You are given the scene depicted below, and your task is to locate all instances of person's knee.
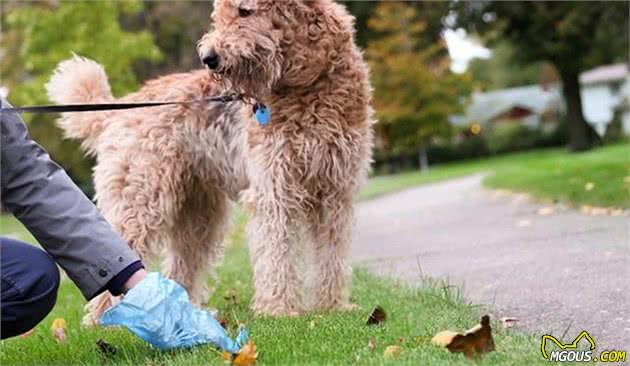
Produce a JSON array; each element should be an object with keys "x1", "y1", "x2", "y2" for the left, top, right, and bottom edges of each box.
[{"x1": 1, "y1": 238, "x2": 60, "y2": 338}]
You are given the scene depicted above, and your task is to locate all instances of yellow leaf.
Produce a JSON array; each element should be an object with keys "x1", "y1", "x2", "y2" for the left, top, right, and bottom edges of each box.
[
  {"x1": 383, "y1": 345, "x2": 403, "y2": 359},
  {"x1": 584, "y1": 182, "x2": 595, "y2": 191},
  {"x1": 51, "y1": 318, "x2": 66, "y2": 330},
  {"x1": 431, "y1": 330, "x2": 458, "y2": 347},
  {"x1": 233, "y1": 341, "x2": 257, "y2": 366},
  {"x1": 51, "y1": 318, "x2": 67, "y2": 343},
  {"x1": 432, "y1": 315, "x2": 495, "y2": 359}
]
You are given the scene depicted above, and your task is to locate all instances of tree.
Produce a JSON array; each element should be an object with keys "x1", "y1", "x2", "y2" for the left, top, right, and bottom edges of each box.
[
  {"x1": 467, "y1": 40, "x2": 558, "y2": 91},
  {"x1": 366, "y1": 2, "x2": 472, "y2": 169},
  {"x1": 452, "y1": 1, "x2": 629, "y2": 151},
  {"x1": 0, "y1": 1, "x2": 162, "y2": 189}
]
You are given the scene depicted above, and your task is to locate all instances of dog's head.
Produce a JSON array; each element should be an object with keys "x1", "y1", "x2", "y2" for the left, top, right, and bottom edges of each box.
[{"x1": 198, "y1": 0, "x2": 356, "y2": 100}]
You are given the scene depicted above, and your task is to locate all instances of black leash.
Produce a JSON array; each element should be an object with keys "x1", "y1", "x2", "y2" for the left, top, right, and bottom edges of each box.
[{"x1": 0, "y1": 94, "x2": 241, "y2": 114}]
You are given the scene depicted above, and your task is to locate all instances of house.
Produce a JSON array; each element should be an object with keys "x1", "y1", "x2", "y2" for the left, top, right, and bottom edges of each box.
[
  {"x1": 461, "y1": 84, "x2": 563, "y2": 132},
  {"x1": 454, "y1": 63, "x2": 630, "y2": 136},
  {"x1": 579, "y1": 63, "x2": 629, "y2": 136}
]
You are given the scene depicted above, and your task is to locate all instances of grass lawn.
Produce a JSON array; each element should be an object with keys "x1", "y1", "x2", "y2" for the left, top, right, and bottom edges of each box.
[
  {"x1": 361, "y1": 143, "x2": 630, "y2": 208},
  {"x1": 3, "y1": 144, "x2": 624, "y2": 365},
  {"x1": 0, "y1": 211, "x2": 550, "y2": 365}
]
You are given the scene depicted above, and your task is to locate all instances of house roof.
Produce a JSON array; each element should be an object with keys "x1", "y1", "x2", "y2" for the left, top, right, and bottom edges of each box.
[
  {"x1": 580, "y1": 63, "x2": 628, "y2": 85},
  {"x1": 466, "y1": 85, "x2": 562, "y2": 124}
]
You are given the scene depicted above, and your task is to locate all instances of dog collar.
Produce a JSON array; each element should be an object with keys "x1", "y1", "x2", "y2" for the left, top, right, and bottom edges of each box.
[{"x1": 253, "y1": 103, "x2": 270, "y2": 126}]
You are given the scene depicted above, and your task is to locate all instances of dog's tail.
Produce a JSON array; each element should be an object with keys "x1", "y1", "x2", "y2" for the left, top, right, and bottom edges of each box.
[{"x1": 46, "y1": 55, "x2": 113, "y2": 154}]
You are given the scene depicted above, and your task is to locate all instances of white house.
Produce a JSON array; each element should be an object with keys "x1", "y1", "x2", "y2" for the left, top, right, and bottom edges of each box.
[
  {"x1": 579, "y1": 63, "x2": 629, "y2": 136},
  {"x1": 456, "y1": 63, "x2": 630, "y2": 136}
]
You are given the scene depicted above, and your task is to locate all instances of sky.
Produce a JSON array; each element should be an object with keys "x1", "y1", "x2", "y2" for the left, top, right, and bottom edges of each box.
[{"x1": 443, "y1": 28, "x2": 491, "y2": 73}]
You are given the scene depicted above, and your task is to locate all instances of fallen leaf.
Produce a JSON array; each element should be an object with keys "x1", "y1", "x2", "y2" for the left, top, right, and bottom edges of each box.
[
  {"x1": 431, "y1": 330, "x2": 458, "y2": 347},
  {"x1": 581, "y1": 205, "x2": 593, "y2": 214},
  {"x1": 218, "y1": 317, "x2": 230, "y2": 330},
  {"x1": 233, "y1": 341, "x2": 257, "y2": 366},
  {"x1": 500, "y1": 317, "x2": 519, "y2": 329},
  {"x1": 383, "y1": 345, "x2": 403, "y2": 359},
  {"x1": 590, "y1": 207, "x2": 608, "y2": 216},
  {"x1": 51, "y1": 318, "x2": 67, "y2": 343},
  {"x1": 448, "y1": 315, "x2": 495, "y2": 358},
  {"x1": 96, "y1": 339, "x2": 117, "y2": 356},
  {"x1": 19, "y1": 329, "x2": 34, "y2": 338},
  {"x1": 537, "y1": 206, "x2": 555, "y2": 216},
  {"x1": 366, "y1": 306, "x2": 386, "y2": 325},
  {"x1": 222, "y1": 351, "x2": 233, "y2": 364},
  {"x1": 610, "y1": 208, "x2": 624, "y2": 216},
  {"x1": 584, "y1": 182, "x2": 595, "y2": 191},
  {"x1": 432, "y1": 315, "x2": 495, "y2": 359},
  {"x1": 368, "y1": 337, "x2": 376, "y2": 352}
]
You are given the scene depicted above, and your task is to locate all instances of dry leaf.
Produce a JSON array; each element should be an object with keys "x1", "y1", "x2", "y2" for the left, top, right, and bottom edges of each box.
[
  {"x1": 584, "y1": 182, "x2": 595, "y2": 191},
  {"x1": 590, "y1": 207, "x2": 608, "y2": 216},
  {"x1": 368, "y1": 337, "x2": 376, "y2": 352},
  {"x1": 431, "y1": 330, "x2": 458, "y2": 347},
  {"x1": 51, "y1": 318, "x2": 67, "y2": 343},
  {"x1": 610, "y1": 208, "x2": 624, "y2": 216},
  {"x1": 96, "y1": 339, "x2": 117, "y2": 356},
  {"x1": 222, "y1": 351, "x2": 233, "y2": 364},
  {"x1": 500, "y1": 317, "x2": 519, "y2": 329},
  {"x1": 383, "y1": 345, "x2": 403, "y2": 359},
  {"x1": 447, "y1": 315, "x2": 495, "y2": 359},
  {"x1": 581, "y1": 205, "x2": 593, "y2": 214},
  {"x1": 537, "y1": 206, "x2": 555, "y2": 216},
  {"x1": 366, "y1": 306, "x2": 386, "y2": 325},
  {"x1": 233, "y1": 341, "x2": 257, "y2": 366}
]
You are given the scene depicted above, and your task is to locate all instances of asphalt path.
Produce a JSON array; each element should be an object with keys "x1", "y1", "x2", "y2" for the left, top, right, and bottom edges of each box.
[{"x1": 351, "y1": 174, "x2": 629, "y2": 350}]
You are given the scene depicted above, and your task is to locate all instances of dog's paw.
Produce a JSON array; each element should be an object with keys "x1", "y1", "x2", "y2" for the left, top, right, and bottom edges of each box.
[{"x1": 81, "y1": 312, "x2": 100, "y2": 328}]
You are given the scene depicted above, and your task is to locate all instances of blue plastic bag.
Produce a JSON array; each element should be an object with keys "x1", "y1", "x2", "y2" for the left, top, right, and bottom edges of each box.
[{"x1": 100, "y1": 272, "x2": 247, "y2": 352}]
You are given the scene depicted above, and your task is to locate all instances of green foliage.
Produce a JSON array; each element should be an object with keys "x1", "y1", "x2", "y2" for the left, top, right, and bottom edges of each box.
[
  {"x1": 366, "y1": 2, "x2": 472, "y2": 155},
  {"x1": 468, "y1": 41, "x2": 558, "y2": 91},
  {"x1": 1, "y1": 1, "x2": 162, "y2": 187},
  {"x1": 453, "y1": 1, "x2": 629, "y2": 151}
]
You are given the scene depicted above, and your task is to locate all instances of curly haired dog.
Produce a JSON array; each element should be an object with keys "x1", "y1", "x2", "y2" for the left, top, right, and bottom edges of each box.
[{"x1": 47, "y1": 0, "x2": 374, "y2": 323}]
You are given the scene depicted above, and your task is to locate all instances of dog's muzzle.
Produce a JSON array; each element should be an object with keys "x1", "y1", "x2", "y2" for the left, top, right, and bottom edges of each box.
[{"x1": 202, "y1": 50, "x2": 220, "y2": 70}]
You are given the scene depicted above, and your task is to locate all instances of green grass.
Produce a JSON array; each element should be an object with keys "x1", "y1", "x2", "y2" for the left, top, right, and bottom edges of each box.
[
  {"x1": 3, "y1": 144, "x2": 624, "y2": 365},
  {"x1": 0, "y1": 211, "x2": 550, "y2": 365},
  {"x1": 362, "y1": 143, "x2": 630, "y2": 208}
]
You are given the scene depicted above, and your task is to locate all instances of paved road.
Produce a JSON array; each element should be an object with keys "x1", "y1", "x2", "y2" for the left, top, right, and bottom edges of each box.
[{"x1": 351, "y1": 174, "x2": 630, "y2": 350}]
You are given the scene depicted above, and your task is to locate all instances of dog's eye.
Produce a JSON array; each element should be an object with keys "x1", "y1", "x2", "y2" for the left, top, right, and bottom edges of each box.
[{"x1": 238, "y1": 8, "x2": 254, "y2": 17}]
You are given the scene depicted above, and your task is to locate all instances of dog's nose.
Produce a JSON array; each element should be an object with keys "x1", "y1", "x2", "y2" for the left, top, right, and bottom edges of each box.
[{"x1": 202, "y1": 51, "x2": 220, "y2": 70}]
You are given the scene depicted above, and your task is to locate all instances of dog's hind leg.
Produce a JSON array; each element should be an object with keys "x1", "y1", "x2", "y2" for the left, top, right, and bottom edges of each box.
[
  {"x1": 82, "y1": 153, "x2": 186, "y2": 326},
  {"x1": 311, "y1": 196, "x2": 355, "y2": 311},
  {"x1": 163, "y1": 182, "x2": 231, "y2": 307}
]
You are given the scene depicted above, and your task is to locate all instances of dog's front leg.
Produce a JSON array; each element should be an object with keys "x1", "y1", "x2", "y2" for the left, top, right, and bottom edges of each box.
[
  {"x1": 312, "y1": 197, "x2": 355, "y2": 312},
  {"x1": 245, "y1": 203, "x2": 304, "y2": 316}
]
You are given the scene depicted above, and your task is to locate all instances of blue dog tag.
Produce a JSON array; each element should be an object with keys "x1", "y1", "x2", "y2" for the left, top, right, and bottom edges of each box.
[{"x1": 254, "y1": 104, "x2": 270, "y2": 126}]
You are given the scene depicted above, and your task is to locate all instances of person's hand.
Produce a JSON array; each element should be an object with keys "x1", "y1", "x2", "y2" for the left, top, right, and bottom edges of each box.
[{"x1": 100, "y1": 272, "x2": 247, "y2": 351}]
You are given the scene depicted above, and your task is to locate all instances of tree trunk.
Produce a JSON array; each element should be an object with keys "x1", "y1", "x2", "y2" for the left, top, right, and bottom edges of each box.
[{"x1": 559, "y1": 69, "x2": 596, "y2": 152}]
